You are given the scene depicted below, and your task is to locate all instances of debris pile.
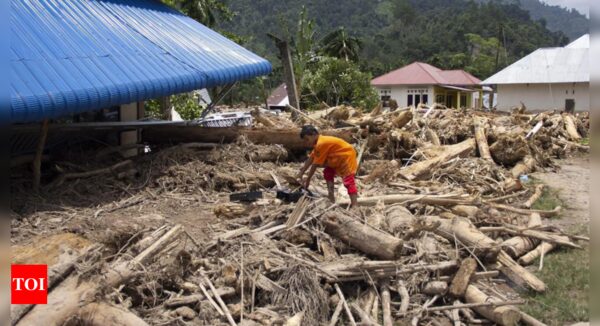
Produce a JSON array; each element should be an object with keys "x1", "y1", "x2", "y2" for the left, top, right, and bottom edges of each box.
[{"x1": 10, "y1": 105, "x2": 589, "y2": 326}]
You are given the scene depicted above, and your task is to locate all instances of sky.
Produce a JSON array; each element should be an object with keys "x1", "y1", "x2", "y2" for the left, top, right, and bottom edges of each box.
[{"x1": 542, "y1": 0, "x2": 589, "y2": 17}]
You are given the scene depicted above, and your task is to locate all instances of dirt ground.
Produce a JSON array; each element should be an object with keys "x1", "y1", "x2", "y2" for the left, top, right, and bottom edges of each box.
[{"x1": 532, "y1": 156, "x2": 590, "y2": 229}]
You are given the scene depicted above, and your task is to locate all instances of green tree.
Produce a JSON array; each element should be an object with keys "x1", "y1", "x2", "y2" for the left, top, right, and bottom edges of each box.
[
  {"x1": 319, "y1": 27, "x2": 363, "y2": 62},
  {"x1": 163, "y1": 0, "x2": 234, "y2": 27},
  {"x1": 464, "y1": 33, "x2": 506, "y2": 78},
  {"x1": 146, "y1": 93, "x2": 204, "y2": 120},
  {"x1": 302, "y1": 57, "x2": 379, "y2": 110}
]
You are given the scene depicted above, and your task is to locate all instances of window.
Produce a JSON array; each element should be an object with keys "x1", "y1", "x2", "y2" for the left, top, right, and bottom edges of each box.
[
  {"x1": 415, "y1": 94, "x2": 421, "y2": 106},
  {"x1": 422, "y1": 94, "x2": 429, "y2": 105},
  {"x1": 460, "y1": 95, "x2": 467, "y2": 107},
  {"x1": 407, "y1": 94, "x2": 413, "y2": 106},
  {"x1": 436, "y1": 95, "x2": 444, "y2": 104}
]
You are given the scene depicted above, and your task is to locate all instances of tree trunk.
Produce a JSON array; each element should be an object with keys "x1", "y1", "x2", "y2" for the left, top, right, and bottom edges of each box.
[
  {"x1": 322, "y1": 211, "x2": 404, "y2": 260},
  {"x1": 473, "y1": 117, "x2": 493, "y2": 162},
  {"x1": 392, "y1": 111, "x2": 413, "y2": 129},
  {"x1": 511, "y1": 155, "x2": 536, "y2": 178},
  {"x1": 562, "y1": 114, "x2": 581, "y2": 141},
  {"x1": 523, "y1": 185, "x2": 544, "y2": 208},
  {"x1": 518, "y1": 242, "x2": 557, "y2": 266},
  {"x1": 464, "y1": 285, "x2": 521, "y2": 326},
  {"x1": 144, "y1": 126, "x2": 357, "y2": 150},
  {"x1": 426, "y1": 215, "x2": 499, "y2": 261},
  {"x1": 501, "y1": 213, "x2": 542, "y2": 258},
  {"x1": 449, "y1": 258, "x2": 478, "y2": 297},
  {"x1": 497, "y1": 250, "x2": 546, "y2": 292},
  {"x1": 341, "y1": 193, "x2": 475, "y2": 207},
  {"x1": 400, "y1": 139, "x2": 476, "y2": 180}
]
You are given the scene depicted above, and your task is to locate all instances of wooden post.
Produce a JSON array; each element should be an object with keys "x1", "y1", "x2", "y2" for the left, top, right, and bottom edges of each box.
[
  {"x1": 274, "y1": 39, "x2": 300, "y2": 116},
  {"x1": 32, "y1": 119, "x2": 49, "y2": 192}
]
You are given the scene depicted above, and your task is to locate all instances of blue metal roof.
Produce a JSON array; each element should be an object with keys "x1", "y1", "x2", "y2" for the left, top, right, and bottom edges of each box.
[{"x1": 10, "y1": 0, "x2": 272, "y2": 123}]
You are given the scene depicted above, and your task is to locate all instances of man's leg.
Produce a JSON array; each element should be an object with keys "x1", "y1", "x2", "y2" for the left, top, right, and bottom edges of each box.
[
  {"x1": 342, "y1": 174, "x2": 358, "y2": 208},
  {"x1": 323, "y1": 167, "x2": 336, "y2": 203}
]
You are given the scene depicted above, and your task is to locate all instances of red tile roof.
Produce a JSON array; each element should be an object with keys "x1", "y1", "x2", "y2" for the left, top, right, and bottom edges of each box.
[{"x1": 371, "y1": 62, "x2": 481, "y2": 86}]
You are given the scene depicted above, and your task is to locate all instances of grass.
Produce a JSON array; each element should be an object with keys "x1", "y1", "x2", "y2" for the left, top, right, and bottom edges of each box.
[
  {"x1": 522, "y1": 244, "x2": 589, "y2": 325},
  {"x1": 580, "y1": 137, "x2": 589, "y2": 146},
  {"x1": 525, "y1": 178, "x2": 566, "y2": 214}
]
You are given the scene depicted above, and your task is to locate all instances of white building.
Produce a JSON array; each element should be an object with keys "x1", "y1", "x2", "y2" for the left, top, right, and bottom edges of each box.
[
  {"x1": 371, "y1": 62, "x2": 483, "y2": 109},
  {"x1": 482, "y1": 34, "x2": 589, "y2": 112}
]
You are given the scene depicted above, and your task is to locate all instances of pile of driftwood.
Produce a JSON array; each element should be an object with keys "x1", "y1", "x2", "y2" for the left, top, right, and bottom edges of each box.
[{"x1": 10, "y1": 105, "x2": 589, "y2": 326}]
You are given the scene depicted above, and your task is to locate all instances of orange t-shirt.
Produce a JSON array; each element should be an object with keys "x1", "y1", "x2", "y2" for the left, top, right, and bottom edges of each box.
[{"x1": 309, "y1": 135, "x2": 358, "y2": 177}]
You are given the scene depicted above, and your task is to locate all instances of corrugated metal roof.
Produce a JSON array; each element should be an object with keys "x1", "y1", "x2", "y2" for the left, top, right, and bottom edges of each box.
[
  {"x1": 10, "y1": 0, "x2": 272, "y2": 123},
  {"x1": 482, "y1": 36, "x2": 589, "y2": 85},
  {"x1": 371, "y1": 62, "x2": 481, "y2": 86}
]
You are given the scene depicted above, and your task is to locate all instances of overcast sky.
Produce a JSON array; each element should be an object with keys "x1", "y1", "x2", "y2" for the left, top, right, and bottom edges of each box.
[{"x1": 541, "y1": 0, "x2": 589, "y2": 17}]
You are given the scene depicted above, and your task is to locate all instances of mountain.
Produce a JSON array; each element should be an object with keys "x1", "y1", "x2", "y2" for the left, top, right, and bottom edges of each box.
[
  {"x1": 518, "y1": 0, "x2": 588, "y2": 40},
  {"x1": 476, "y1": 0, "x2": 589, "y2": 40},
  {"x1": 220, "y1": 0, "x2": 570, "y2": 79}
]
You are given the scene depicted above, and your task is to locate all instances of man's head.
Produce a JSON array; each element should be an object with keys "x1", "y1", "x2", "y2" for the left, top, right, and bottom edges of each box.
[{"x1": 300, "y1": 125, "x2": 319, "y2": 146}]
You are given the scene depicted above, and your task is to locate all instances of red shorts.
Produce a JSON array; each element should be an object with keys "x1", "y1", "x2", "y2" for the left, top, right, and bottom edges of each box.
[{"x1": 323, "y1": 167, "x2": 358, "y2": 195}]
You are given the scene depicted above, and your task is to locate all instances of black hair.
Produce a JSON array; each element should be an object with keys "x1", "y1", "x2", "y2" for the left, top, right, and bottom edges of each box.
[{"x1": 300, "y1": 125, "x2": 319, "y2": 139}]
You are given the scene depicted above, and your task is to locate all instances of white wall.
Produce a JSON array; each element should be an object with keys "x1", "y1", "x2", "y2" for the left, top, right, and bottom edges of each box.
[
  {"x1": 496, "y1": 82, "x2": 589, "y2": 111},
  {"x1": 375, "y1": 85, "x2": 435, "y2": 107}
]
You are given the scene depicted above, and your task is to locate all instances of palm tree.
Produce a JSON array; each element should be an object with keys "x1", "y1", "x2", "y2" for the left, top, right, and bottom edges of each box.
[{"x1": 319, "y1": 27, "x2": 362, "y2": 62}]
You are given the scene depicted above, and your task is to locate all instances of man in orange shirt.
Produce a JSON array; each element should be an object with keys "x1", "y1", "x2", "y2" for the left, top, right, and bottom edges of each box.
[{"x1": 296, "y1": 125, "x2": 359, "y2": 208}]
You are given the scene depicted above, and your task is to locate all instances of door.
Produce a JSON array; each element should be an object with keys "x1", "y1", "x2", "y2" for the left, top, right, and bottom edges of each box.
[{"x1": 565, "y1": 99, "x2": 575, "y2": 113}]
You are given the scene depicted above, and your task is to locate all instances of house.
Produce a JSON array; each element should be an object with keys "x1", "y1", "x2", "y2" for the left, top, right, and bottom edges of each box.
[
  {"x1": 10, "y1": 0, "x2": 271, "y2": 158},
  {"x1": 266, "y1": 83, "x2": 290, "y2": 110},
  {"x1": 482, "y1": 34, "x2": 589, "y2": 112},
  {"x1": 371, "y1": 62, "x2": 483, "y2": 108}
]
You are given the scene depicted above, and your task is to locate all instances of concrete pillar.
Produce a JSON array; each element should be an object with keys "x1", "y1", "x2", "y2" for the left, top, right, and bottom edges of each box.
[{"x1": 120, "y1": 102, "x2": 138, "y2": 157}]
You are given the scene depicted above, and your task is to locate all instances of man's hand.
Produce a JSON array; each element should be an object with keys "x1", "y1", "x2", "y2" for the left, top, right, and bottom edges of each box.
[{"x1": 302, "y1": 177, "x2": 310, "y2": 190}]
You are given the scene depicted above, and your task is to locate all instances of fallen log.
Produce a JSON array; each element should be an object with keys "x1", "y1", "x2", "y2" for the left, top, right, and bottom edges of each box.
[
  {"x1": 501, "y1": 213, "x2": 542, "y2": 258},
  {"x1": 473, "y1": 117, "x2": 493, "y2": 162},
  {"x1": 426, "y1": 215, "x2": 499, "y2": 261},
  {"x1": 488, "y1": 203, "x2": 561, "y2": 218},
  {"x1": 52, "y1": 160, "x2": 133, "y2": 186},
  {"x1": 520, "y1": 311, "x2": 548, "y2": 326},
  {"x1": 322, "y1": 211, "x2": 404, "y2": 260},
  {"x1": 484, "y1": 226, "x2": 580, "y2": 249},
  {"x1": 464, "y1": 285, "x2": 521, "y2": 326},
  {"x1": 18, "y1": 225, "x2": 183, "y2": 326},
  {"x1": 144, "y1": 126, "x2": 357, "y2": 150},
  {"x1": 562, "y1": 114, "x2": 581, "y2": 141},
  {"x1": 400, "y1": 139, "x2": 476, "y2": 180},
  {"x1": 523, "y1": 185, "x2": 544, "y2": 208},
  {"x1": 497, "y1": 250, "x2": 546, "y2": 292},
  {"x1": 321, "y1": 260, "x2": 458, "y2": 281},
  {"x1": 340, "y1": 193, "x2": 476, "y2": 207},
  {"x1": 392, "y1": 111, "x2": 413, "y2": 129},
  {"x1": 555, "y1": 138, "x2": 589, "y2": 152},
  {"x1": 449, "y1": 258, "x2": 477, "y2": 297},
  {"x1": 518, "y1": 242, "x2": 557, "y2": 266},
  {"x1": 511, "y1": 155, "x2": 536, "y2": 178},
  {"x1": 381, "y1": 280, "x2": 393, "y2": 326},
  {"x1": 425, "y1": 128, "x2": 441, "y2": 146},
  {"x1": 423, "y1": 281, "x2": 448, "y2": 295}
]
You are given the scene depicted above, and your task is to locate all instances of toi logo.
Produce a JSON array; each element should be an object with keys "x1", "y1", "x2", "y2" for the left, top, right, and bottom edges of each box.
[{"x1": 11, "y1": 265, "x2": 48, "y2": 304}]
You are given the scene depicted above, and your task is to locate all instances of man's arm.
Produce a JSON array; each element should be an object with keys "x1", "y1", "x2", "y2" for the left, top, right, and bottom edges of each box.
[
  {"x1": 296, "y1": 157, "x2": 314, "y2": 180},
  {"x1": 303, "y1": 164, "x2": 318, "y2": 189}
]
